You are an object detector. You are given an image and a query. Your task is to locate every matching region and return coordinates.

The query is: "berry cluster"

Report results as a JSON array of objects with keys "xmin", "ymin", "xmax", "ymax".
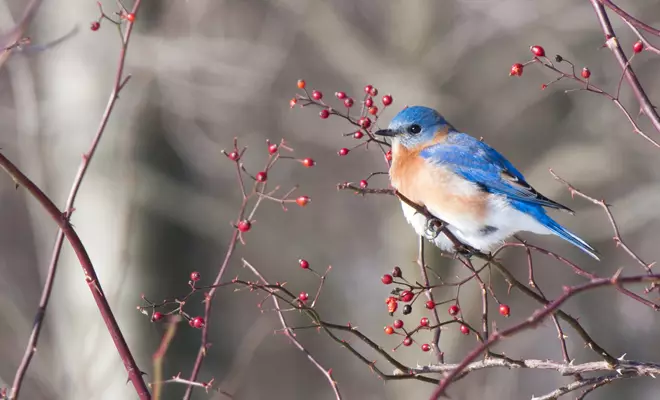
[
  {"xmin": 381, "ymin": 264, "xmax": 511, "ymax": 351},
  {"xmin": 90, "ymin": 2, "xmax": 136, "ymax": 32},
  {"xmin": 292, "ymin": 80, "xmax": 393, "ymax": 163}
]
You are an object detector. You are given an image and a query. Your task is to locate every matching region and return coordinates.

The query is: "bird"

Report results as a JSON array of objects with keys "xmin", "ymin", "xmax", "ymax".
[{"xmin": 374, "ymin": 105, "xmax": 599, "ymax": 260}]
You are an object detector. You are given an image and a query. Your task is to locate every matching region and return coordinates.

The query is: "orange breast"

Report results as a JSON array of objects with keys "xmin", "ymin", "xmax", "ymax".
[{"xmin": 390, "ymin": 142, "xmax": 488, "ymax": 222}]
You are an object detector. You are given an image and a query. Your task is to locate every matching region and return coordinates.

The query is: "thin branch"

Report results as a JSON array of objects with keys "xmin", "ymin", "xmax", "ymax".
[
  {"xmin": 0, "ymin": 153, "xmax": 150, "ymax": 399},
  {"xmin": 414, "ymin": 357, "xmax": 660, "ymax": 376},
  {"xmin": 242, "ymin": 260, "xmax": 342, "ymax": 399},
  {"xmin": 599, "ymin": 0, "xmax": 660, "ymax": 37},
  {"xmin": 550, "ymin": 169, "xmax": 655, "ymax": 275},
  {"xmin": 590, "ymin": 0, "xmax": 660, "ymax": 134},
  {"xmin": 429, "ymin": 273, "xmax": 660, "ymax": 399},
  {"xmin": 11, "ymin": 3, "xmax": 145, "ymax": 398}
]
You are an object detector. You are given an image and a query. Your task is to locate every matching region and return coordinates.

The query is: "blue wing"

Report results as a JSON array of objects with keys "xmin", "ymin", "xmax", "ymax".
[{"xmin": 420, "ymin": 133, "xmax": 573, "ymax": 212}]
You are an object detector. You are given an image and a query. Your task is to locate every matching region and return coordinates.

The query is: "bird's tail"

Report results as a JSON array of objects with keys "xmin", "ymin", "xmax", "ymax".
[{"xmin": 539, "ymin": 215, "xmax": 600, "ymax": 261}]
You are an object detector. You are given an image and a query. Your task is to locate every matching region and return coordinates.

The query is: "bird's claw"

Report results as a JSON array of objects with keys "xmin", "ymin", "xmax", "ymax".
[
  {"xmin": 456, "ymin": 244, "xmax": 480, "ymax": 258},
  {"xmin": 424, "ymin": 218, "xmax": 444, "ymax": 240}
]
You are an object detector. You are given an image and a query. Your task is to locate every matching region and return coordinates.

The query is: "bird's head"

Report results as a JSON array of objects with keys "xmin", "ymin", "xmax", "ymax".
[{"xmin": 374, "ymin": 106, "xmax": 454, "ymax": 150}]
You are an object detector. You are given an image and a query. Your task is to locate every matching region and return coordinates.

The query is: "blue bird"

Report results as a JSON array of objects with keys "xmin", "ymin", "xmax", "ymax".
[{"xmin": 374, "ymin": 106, "xmax": 599, "ymax": 260}]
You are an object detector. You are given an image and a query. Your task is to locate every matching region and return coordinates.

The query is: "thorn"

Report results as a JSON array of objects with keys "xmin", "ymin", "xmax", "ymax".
[{"xmin": 617, "ymin": 353, "xmax": 627, "ymax": 361}]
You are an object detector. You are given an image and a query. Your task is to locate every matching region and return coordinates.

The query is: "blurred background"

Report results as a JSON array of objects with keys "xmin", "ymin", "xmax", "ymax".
[{"xmin": 0, "ymin": 0, "xmax": 659, "ymax": 399}]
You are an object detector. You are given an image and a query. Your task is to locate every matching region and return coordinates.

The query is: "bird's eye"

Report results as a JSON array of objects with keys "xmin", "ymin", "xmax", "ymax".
[{"xmin": 408, "ymin": 124, "xmax": 422, "ymax": 134}]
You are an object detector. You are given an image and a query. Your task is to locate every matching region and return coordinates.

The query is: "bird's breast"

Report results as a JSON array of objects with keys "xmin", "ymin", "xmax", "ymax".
[{"xmin": 390, "ymin": 143, "xmax": 489, "ymax": 224}]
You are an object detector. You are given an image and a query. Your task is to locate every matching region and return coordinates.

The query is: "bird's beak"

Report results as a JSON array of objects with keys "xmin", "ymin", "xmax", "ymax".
[{"xmin": 374, "ymin": 129, "xmax": 397, "ymax": 137}]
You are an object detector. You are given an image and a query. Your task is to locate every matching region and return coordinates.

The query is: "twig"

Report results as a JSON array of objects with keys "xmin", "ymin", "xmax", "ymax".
[
  {"xmin": 242, "ymin": 260, "xmax": 342, "ymax": 399},
  {"xmin": 0, "ymin": 153, "xmax": 150, "ymax": 399},
  {"xmin": 413, "ymin": 357, "xmax": 660, "ymax": 376},
  {"xmin": 429, "ymin": 273, "xmax": 660, "ymax": 399},
  {"xmin": 550, "ymin": 169, "xmax": 655, "ymax": 275},
  {"xmin": 415, "ymin": 238, "xmax": 444, "ymax": 362},
  {"xmin": 10, "ymin": 2, "xmax": 144, "ymax": 398},
  {"xmin": 590, "ymin": 0, "xmax": 660, "ymax": 134},
  {"xmin": 599, "ymin": 0, "xmax": 660, "ymax": 37}
]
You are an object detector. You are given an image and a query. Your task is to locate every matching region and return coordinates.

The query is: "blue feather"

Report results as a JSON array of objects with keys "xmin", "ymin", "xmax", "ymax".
[
  {"xmin": 420, "ymin": 133, "xmax": 573, "ymax": 212},
  {"xmin": 509, "ymin": 201, "xmax": 600, "ymax": 260}
]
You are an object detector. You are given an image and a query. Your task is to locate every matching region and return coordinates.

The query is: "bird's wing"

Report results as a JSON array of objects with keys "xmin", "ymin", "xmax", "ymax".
[{"xmin": 420, "ymin": 133, "xmax": 573, "ymax": 212}]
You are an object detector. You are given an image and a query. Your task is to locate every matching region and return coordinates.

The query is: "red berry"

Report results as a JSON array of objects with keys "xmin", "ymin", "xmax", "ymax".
[
  {"xmin": 338, "ymin": 148, "xmax": 349, "ymax": 156},
  {"xmin": 256, "ymin": 171, "xmax": 267, "ymax": 182},
  {"xmin": 191, "ymin": 316, "xmax": 205, "ymax": 329},
  {"xmin": 499, "ymin": 304, "xmax": 511, "ymax": 317},
  {"xmin": 364, "ymin": 85, "xmax": 373, "ymax": 94},
  {"xmin": 319, "ymin": 109, "xmax": 330, "ymax": 119},
  {"xmin": 448, "ymin": 304, "xmax": 460, "ymax": 316},
  {"xmin": 402, "ymin": 336, "xmax": 413, "ymax": 346},
  {"xmin": 425, "ymin": 300, "xmax": 436, "ymax": 309},
  {"xmin": 368, "ymin": 106, "xmax": 379, "ymax": 115},
  {"xmin": 336, "ymin": 91, "xmax": 347, "ymax": 99},
  {"xmin": 268, "ymin": 143, "xmax": 278, "ymax": 154},
  {"xmin": 359, "ymin": 180, "xmax": 368, "ymax": 189},
  {"xmin": 237, "ymin": 220, "xmax": 251, "ymax": 232},
  {"xmin": 296, "ymin": 196, "xmax": 310, "ymax": 207},
  {"xmin": 90, "ymin": 21, "xmax": 101, "ymax": 31},
  {"xmin": 359, "ymin": 117, "xmax": 371, "ymax": 129},
  {"xmin": 297, "ymin": 79, "xmax": 306, "ymax": 89},
  {"xmin": 289, "ymin": 98, "xmax": 297, "ymax": 108},
  {"xmin": 393, "ymin": 319, "xmax": 404, "ymax": 329},
  {"xmin": 228, "ymin": 151, "xmax": 240, "ymax": 161},
  {"xmin": 299, "ymin": 292, "xmax": 309, "ymax": 302},
  {"xmin": 353, "ymin": 131, "xmax": 364, "ymax": 139},
  {"xmin": 400, "ymin": 290, "xmax": 414, "ymax": 303},
  {"xmin": 384, "ymin": 326, "xmax": 394, "ymax": 335},
  {"xmin": 541, "ymin": 84, "xmax": 548, "ymax": 90},
  {"xmin": 530, "ymin": 45, "xmax": 545, "ymax": 57},
  {"xmin": 633, "ymin": 40, "xmax": 644, "ymax": 54},
  {"xmin": 126, "ymin": 13, "xmax": 136, "ymax": 22},
  {"xmin": 299, "ymin": 259, "xmax": 310, "ymax": 269},
  {"xmin": 344, "ymin": 98, "xmax": 354, "ymax": 108},
  {"xmin": 152, "ymin": 312, "xmax": 164, "ymax": 322},
  {"xmin": 385, "ymin": 150, "xmax": 392, "ymax": 162},
  {"xmin": 381, "ymin": 274, "xmax": 393, "ymax": 284},
  {"xmin": 365, "ymin": 97, "xmax": 374, "ymax": 108},
  {"xmin": 420, "ymin": 317, "xmax": 429, "ymax": 327},
  {"xmin": 369, "ymin": 87, "xmax": 378, "ymax": 97},
  {"xmin": 581, "ymin": 67, "xmax": 591, "ymax": 79},
  {"xmin": 312, "ymin": 90, "xmax": 323, "ymax": 100},
  {"xmin": 510, "ymin": 63, "xmax": 524, "ymax": 77},
  {"xmin": 386, "ymin": 296, "xmax": 398, "ymax": 314},
  {"xmin": 382, "ymin": 95, "xmax": 393, "ymax": 106},
  {"xmin": 421, "ymin": 343, "xmax": 431, "ymax": 352},
  {"xmin": 392, "ymin": 266, "xmax": 402, "ymax": 278},
  {"xmin": 190, "ymin": 271, "xmax": 201, "ymax": 282},
  {"xmin": 302, "ymin": 158, "xmax": 315, "ymax": 167},
  {"xmin": 460, "ymin": 324, "xmax": 469, "ymax": 335}
]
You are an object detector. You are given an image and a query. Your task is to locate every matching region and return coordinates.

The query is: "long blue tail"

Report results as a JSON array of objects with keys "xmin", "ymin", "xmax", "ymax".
[{"xmin": 538, "ymin": 214, "xmax": 600, "ymax": 260}]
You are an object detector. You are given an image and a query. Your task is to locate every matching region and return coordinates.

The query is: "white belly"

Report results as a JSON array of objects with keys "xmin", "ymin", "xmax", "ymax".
[{"xmin": 399, "ymin": 197, "xmax": 550, "ymax": 253}]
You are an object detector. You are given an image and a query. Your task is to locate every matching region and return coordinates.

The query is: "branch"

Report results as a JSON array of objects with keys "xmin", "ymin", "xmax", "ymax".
[
  {"xmin": 599, "ymin": 0, "xmax": 660, "ymax": 37},
  {"xmin": 429, "ymin": 273, "xmax": 660, "ymax": 399},
  {"xmin": 0, "ymin": 153, "xmax": 150, "ymax": 399},
  {"xmin": 242, "ymin": 260, "xmax": 342, "ymax": 399},
  {"xmin": 590, "ymin": 0, "xmax": 660, "ymax": 134},
  {"xmin": 415, "ymin": 357, "xmax": 660, "ymax": 376},
  {"xmin": 11, "ymin": 2, "xmax": 145, "ymax": 398}
]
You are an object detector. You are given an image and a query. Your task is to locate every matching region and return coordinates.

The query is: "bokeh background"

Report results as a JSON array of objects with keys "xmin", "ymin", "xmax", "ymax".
[{"xmin": 1, "ymin": 1, "xmax": 660, "ymax": 399}]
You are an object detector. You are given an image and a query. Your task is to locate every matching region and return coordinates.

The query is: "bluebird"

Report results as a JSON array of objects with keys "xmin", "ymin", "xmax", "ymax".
[{"xmin": 374, "ymin": 106, "xmax": 599, "ymax": 260}]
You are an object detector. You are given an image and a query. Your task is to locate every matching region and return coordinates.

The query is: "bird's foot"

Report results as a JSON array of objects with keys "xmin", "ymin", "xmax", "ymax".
[
  {"xmin": 455, "ymin": 244, "xmax": 481, "ymax": 258},
  {"xmin": 424, "ymin": 217, "xmax": 445, "ymax": 240}
]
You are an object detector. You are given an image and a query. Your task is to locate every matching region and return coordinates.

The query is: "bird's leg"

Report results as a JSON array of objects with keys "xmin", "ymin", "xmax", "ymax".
[
  {"xmin": 424, "ymin": 217, "xmax": 444, "ymax": 240},
  {"xmin": 455, "ymin": 244, "xmax": 481, "ymax": 258}
]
